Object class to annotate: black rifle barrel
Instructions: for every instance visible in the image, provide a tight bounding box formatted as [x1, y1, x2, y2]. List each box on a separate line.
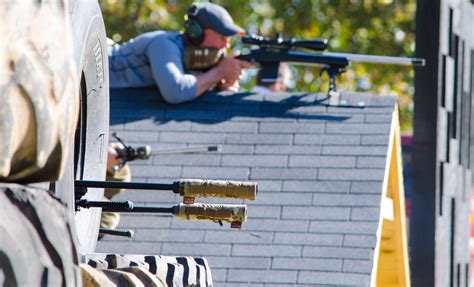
[77, 199, 175, 213]
[122, 206, 175, 213]
[237, 49, 349, 67]
[75, 180, 177, 192]
[99, 228, 134, 238]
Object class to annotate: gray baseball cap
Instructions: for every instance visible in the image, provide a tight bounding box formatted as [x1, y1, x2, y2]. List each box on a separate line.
[189, 3, 245, 36]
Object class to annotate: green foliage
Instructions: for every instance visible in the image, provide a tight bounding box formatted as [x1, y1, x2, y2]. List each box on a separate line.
[100, 0, 417, 131]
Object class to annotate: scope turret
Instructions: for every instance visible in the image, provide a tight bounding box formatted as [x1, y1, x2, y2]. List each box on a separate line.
[241, 34, 328, 52]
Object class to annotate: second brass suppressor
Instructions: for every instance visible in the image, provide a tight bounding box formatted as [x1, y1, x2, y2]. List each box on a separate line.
[77, 200, 247, 228]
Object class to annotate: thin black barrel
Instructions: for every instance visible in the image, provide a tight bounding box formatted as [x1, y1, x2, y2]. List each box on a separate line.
[75, 180, 178, 192]
[77, 199, 175, 213]
[99, 228, 134, 238]
[237, 50, 349, 67]
[152, 145, 221, 155]
[126, 206, 175, 213]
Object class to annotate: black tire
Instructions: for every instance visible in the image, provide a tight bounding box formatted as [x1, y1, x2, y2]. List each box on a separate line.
[0, 1, 82, 286]
[54, 0, 110, 254]
[0, 184, 81, 286]
[0, 0, 109, 285]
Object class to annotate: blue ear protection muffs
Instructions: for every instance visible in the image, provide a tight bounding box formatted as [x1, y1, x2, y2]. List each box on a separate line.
[184, 4, 204, 45]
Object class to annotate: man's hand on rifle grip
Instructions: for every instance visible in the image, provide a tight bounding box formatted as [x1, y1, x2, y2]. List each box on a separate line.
[107, 142, 126, 174]
[215, 51, 254, 83]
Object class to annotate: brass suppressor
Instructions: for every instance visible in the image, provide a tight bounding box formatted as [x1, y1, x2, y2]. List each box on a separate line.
[178, 179, 257, 203]
[175, 203, 247, 228]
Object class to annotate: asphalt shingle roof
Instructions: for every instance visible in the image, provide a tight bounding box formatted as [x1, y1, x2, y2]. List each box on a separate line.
[97, 87, 397, 286]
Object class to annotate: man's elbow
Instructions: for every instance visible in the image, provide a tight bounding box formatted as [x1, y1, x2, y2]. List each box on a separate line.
[159, 88, 190, 105]
[162, 96, 184, 105]
[160, 83, 197, 104]
[156, 74, 197, 104]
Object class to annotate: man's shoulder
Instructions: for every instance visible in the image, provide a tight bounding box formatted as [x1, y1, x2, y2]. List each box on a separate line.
[146, 31, 184, 55]
[139, 30, 178, 39]
[143, 31, 182, 45]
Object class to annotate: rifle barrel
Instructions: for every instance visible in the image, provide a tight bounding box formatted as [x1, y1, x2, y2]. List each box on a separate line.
[99, 228, 134, 238]
[323, 52, 426, 66]
[152, 145, 222, 155]
[75, 180, 175, 191]
[99, 228, 133, 238]
[239, 50, 349, 67]
[77, 199, 175, 213]
[77, 200, 247, 227]
[126, 206, 175, 213]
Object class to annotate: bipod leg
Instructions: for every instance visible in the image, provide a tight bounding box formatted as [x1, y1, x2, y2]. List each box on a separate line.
[320, 66, 345, 106]
[327, 74, 341, 106]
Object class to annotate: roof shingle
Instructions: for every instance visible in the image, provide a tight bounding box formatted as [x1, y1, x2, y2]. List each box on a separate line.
[97, 88, 397, 286]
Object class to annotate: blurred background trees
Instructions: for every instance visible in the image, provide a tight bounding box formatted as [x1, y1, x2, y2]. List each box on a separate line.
[100, 0, 417, 131]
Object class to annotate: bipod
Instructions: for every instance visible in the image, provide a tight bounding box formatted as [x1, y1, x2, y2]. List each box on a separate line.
[320, 65, 346, 106]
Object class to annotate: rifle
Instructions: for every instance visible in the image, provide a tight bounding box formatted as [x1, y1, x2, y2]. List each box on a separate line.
[93, 134, 253, 237]
[75, 178, 257, 230]
[237, 34, 425, 99]
[110, 133, 221, 172]
[75, 178, 257, 204]
[78, 200, 247, 229]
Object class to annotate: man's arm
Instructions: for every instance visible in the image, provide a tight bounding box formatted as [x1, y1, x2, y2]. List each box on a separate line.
[148, 37, 198, 104]
[148, 38, 251, 104]
[194, 68, 223, 97]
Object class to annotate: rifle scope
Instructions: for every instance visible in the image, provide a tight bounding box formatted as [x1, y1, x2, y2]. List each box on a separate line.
[242, 34, 328, 52]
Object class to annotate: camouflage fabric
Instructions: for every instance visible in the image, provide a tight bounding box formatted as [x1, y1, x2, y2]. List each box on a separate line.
[100, 164, 131, 230]
[183, 46, 225, 71]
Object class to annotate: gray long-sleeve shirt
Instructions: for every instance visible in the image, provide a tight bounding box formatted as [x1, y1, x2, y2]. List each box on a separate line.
[108, 31, 198, 104]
